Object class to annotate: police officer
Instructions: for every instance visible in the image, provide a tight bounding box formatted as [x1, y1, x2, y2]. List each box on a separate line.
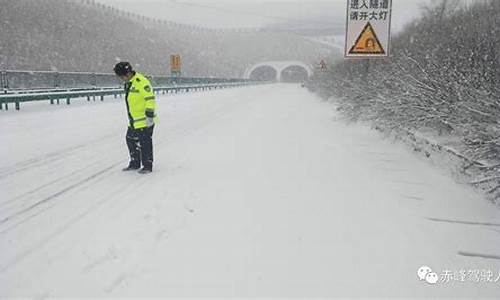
[114, 62, 157, 174]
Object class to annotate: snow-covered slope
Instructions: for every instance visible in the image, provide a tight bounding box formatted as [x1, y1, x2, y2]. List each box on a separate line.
[0, 84, 499, 297]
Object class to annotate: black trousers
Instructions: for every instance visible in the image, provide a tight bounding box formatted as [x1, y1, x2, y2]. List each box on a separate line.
[126, 125, 154, 169]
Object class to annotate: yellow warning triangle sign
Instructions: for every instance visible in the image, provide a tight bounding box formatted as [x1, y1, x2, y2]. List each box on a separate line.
[349, 22, 385, 55]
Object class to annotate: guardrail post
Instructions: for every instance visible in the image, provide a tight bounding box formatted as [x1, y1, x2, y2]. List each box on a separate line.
[101, 95, 104, 101]
[50, 97, 54, 105]
[66, 97, 70, 105]
[54, 72, 60, 88]
[0, 71, 4, 93]
[87, 96, 91, 102]
[15, 101, 20, 110]
[2, 71, 9, 91]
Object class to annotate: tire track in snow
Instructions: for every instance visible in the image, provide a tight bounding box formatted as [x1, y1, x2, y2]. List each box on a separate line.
[0, 104, 213, 232]
[0, 162, 121, 230]
[0, 160, 102, 211]
[0, 171, 142, 274]
[0, 132, 118, 180]
[2, 85, 257, 214]
[0, 87, 263, 274]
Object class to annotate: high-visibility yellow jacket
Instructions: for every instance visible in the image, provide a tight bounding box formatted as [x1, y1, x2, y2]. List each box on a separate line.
[125, 72, 157, 129]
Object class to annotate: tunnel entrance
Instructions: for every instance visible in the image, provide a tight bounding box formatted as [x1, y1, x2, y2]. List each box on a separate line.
[249, 65, 278, 81]
[280, 65, 309, 83]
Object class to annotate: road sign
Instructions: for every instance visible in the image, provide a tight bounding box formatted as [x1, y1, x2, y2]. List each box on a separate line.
[170, 54, 181, 76]
[345, 0, 392, 58]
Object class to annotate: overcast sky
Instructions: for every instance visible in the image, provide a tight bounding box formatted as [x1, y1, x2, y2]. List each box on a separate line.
[95, 0, 436, 32]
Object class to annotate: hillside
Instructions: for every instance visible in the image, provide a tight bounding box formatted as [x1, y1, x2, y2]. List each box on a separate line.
[0, 0, 334, 77]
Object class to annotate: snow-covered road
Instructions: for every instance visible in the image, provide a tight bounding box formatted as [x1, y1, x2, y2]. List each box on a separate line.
[1, 84, 499, 297]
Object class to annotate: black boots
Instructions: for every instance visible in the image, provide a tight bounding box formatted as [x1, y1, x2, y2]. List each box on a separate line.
[123, 163, 152, 174]
[122, 163, 140, 171]
[138, 166, 152, 174]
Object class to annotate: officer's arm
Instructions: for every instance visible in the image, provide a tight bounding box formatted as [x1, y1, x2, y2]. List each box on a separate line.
[141, 82, 156, 118]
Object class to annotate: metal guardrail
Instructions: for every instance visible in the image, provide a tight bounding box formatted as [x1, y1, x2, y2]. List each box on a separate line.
[0, 81, 264, 111]
[0, 70, 264, 110]
[0, 70, 252, 91]
[2, 87, 120, 95]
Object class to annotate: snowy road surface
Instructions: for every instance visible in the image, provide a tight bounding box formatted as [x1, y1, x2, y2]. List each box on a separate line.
[1, 84, 500, 297]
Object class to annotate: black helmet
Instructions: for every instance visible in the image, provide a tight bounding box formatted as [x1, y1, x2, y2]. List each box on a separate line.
[114, 62, 133, 76]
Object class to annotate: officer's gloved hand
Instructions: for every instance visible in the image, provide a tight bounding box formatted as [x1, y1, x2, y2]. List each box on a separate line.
[146, 110, 155, 127]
